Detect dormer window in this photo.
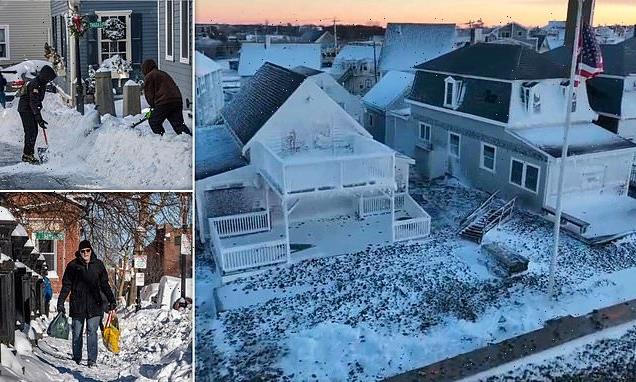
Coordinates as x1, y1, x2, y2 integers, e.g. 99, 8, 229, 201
521, 82, 541, 113
444, 76, 463, 109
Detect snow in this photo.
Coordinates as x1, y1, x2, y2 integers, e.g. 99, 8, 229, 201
238, 43, 322, 77
157, 275, 193, 309
195, 51, 222, 77
0, 252, 11, 263
11, 223, 27, 237
199, 177, 636, 381
0, 205, 15, 221
512, 122, 635, 157
362, 71, 414, 111
0, 93, 192, 190
123, 80, 138, 87
379, 23, 457, 73
1, 60, 53, 82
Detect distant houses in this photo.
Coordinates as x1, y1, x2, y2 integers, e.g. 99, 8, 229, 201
405, 42, 636, 241
197, 62, 431, 275
378, 23, 456, 75
331, 43, 380, 96
195, 51, 224, 126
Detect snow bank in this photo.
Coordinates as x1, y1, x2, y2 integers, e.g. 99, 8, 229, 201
1, 343, 25, 376
141, 282, 161, 302
157, 276, 193, 309
0, 94, 192, 189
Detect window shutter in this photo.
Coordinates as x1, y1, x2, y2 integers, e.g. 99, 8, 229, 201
86, 14, 99, 67
131, 13, 143, 74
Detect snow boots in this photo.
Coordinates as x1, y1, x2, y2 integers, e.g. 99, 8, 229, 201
21, 154, 40, 165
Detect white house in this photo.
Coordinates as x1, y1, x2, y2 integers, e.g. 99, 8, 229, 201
195, 51, 224, 125
331, 43, 381, 96
237, 41, 322, 85
197, 63, 431, 276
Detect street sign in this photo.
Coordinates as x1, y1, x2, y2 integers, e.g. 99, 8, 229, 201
89, 21, 104, 29
180, 235, 192, 256
135, 272, 145, 287
134, 254, 147, 269
35, 231, 65, 241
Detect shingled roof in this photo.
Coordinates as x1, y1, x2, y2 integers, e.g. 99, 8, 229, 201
221, 62, 307, 146
416, 43, 568, 80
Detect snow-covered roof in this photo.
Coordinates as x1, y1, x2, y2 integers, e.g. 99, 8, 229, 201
362, 71, 414, 111
378, 23, 456, 73
238, 43, 322, 77
0, 206, 15, 222
0, 253, 11, 264
334, 45, 380, 64
511, 123, 636, 158
195, 51, 223, 77
1, 60, 52, 82
11, 224, 27, 237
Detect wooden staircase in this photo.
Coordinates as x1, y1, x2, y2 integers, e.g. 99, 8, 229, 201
459, 191, 516, 244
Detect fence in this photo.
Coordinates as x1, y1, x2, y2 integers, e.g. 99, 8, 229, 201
219, 239, 289, 274
394, 194, 432, 242
210, 210, 270, 238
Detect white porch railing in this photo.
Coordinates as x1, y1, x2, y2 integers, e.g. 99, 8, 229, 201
219, 239, 289, 274
394, 194, 431, 242
631, 164, 636, 187
358, 192, 407, 217
210, 210, 270, 238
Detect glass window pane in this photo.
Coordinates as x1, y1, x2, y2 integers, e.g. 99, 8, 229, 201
0, 44, 5, 58
119, 41, 127, 52
511, 160, 524, 185
525, 165, 539, 191
44, 253, 55, 271
0, 29, 5, 42
38, 239, 54, 253
445, 83, 453, 105
483, 145, 495, 170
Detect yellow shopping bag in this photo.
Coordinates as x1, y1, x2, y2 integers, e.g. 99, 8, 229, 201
102, 312, 120, 354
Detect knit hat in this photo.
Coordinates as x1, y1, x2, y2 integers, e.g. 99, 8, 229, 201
79, 240, 92, 251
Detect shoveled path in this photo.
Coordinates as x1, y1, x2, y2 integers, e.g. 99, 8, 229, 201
0, 142, 104, 190
385, 299, 636, 382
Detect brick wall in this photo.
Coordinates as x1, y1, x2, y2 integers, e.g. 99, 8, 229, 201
143, 224, 192, 284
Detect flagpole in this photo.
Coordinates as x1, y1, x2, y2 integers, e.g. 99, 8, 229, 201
547, 0, 585, 299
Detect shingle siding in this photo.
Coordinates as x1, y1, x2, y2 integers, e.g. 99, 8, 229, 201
159, 0, 193, 107
0, 1, 51, 66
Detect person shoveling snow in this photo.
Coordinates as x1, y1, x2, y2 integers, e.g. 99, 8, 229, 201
56, 240, 117, 367
141, 59, 192, 137
17, 65, 56, 164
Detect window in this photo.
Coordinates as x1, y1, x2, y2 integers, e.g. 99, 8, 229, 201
521, 82, 540, 113
37, 238, 56, 277
481, 143, 496, 172
179, 0, 190, 63
165, 0, 174, 60
444, 77, 462, 109
0, 25, 9, 60
502, 31, 511, 38
449, 132, 460, 158
364, 78, 372, 89
196, 77, 207, 96
369, 114, 373, 126
96, 12, 132, 64
419, 123, 431, 142
510, 158, 540, 193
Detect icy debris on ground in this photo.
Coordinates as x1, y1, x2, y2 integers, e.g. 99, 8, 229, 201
0, 94, 192, 189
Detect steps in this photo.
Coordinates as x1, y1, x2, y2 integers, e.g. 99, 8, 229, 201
459, 192, 515, 244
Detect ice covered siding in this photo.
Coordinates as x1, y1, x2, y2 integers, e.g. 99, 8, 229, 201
361, 71, 415, 145
406, 42, 636, 211
237, 43, 322, 86
159, 0, 193, 109
378, 23, 457, 76
195, 51, 224, 125
49, 0, 158, 99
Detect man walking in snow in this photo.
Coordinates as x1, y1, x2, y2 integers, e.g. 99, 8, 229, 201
17, 65, 57, 164
141, 59, 192, 136
0, 72, 7, 108
57, 240, 117, 367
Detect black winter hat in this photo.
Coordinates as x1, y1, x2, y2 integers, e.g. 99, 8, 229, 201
79, 239, 93, 251
39, 65, 57, 83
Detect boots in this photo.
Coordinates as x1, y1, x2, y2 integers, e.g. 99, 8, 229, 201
21, 154, 40, 164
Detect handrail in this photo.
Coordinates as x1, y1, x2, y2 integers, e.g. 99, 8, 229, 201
458, 191, 499, 230
483, 197, 516, 235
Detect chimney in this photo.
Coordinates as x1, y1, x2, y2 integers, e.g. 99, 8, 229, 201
565, 0, 595, 48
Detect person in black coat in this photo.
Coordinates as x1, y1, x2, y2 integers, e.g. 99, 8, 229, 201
57, 240, 116, 367
0, 72, 7, 108
17, 65, 57, 164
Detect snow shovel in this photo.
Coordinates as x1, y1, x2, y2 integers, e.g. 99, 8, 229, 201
130, 108, 153, 129
37, 128, 49, 163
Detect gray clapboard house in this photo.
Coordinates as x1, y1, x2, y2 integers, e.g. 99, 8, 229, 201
0, 1, 51, 66
159, 0, 193, 109
50, 0, 157, 101
405, 42, 636, 241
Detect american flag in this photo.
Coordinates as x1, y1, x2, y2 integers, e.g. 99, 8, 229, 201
575, 24, 604, 86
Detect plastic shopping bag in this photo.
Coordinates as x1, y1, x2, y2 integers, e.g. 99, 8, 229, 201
47, 313, 70, 340
102, 312, 120, 354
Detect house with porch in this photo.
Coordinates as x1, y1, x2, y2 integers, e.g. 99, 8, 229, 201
407, 42, 636, 243
196, 62, 431, 276
331, 43, 381, 96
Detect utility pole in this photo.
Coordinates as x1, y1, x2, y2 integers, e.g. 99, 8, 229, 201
547, 0, 584, 299
333, 17, 340, 50
174, 193, 192, 310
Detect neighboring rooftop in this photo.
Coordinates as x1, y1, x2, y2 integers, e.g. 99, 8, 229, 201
545, 37, 636, 77
195, 125, 247, 180
292, 66, 323, 77
238, 43, 322, 76
417, 43, 568, 80
221, 62, 306, 145
378, 23, 456, 73
195, 51, 223, 77
511, 123, 636, 158
362, 71, 415, 111
299, 29, 330, 43
334, 45, 380, 65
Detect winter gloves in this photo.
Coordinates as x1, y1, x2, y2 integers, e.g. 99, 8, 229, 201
108, 302, 117, 312
35, 114, 48, 129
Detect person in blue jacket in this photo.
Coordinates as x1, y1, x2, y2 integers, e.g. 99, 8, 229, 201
42, 262, 53, 316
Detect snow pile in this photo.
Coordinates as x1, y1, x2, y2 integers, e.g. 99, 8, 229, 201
1, 60, 53, 82
157, 275, 193, 309
97, 54, 131, 76
0, 93, 192, 189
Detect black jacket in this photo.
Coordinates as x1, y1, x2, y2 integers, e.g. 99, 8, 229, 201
57, 249, 116, 319
17, 65, 56, 115
0, 74, 6, 93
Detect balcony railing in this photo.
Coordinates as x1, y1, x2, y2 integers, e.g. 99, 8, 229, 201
394, 194, 431, 242
211, 210, 270, 238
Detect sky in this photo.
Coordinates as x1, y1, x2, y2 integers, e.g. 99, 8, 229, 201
196, 0, 636, 27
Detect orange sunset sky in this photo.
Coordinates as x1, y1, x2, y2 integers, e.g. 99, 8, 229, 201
196, 0, 636, 27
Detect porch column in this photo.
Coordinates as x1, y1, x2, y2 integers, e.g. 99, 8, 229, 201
390, 189, 395, 242
282, 199, 291, 263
